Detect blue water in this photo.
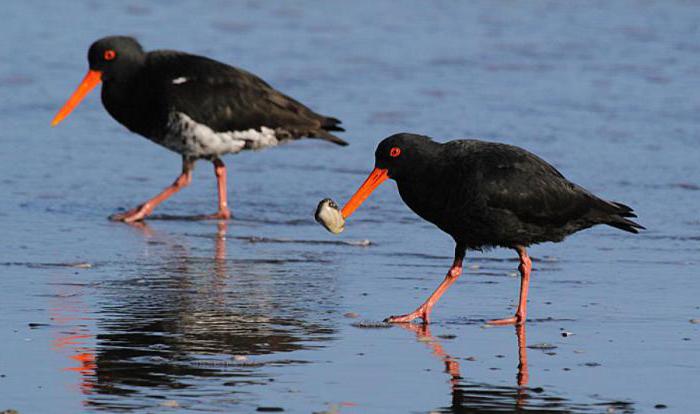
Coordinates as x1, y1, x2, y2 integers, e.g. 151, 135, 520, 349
1, 1, 699, 413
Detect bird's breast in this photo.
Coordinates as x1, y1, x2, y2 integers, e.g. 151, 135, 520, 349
396, 175, 490, 241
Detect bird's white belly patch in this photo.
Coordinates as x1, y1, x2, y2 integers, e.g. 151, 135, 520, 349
163, 112, 279, 157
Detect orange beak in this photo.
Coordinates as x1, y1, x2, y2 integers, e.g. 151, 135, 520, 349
341, 167, 389, 218
51, 70, 102, 127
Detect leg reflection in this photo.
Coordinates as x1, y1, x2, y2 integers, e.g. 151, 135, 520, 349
398, 323, 462, 386
215, 220, 227, 263
396, 323, 530, 411
516, 324, 528, 387
515, 323, 529, 409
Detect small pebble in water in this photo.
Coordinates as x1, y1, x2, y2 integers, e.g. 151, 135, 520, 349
315, 198, 345, 234
654, 404, 668, 409
256, 407, 284, 412
351, 320, 392, 329
160, 400, 180, 408
528, 343, 558, 350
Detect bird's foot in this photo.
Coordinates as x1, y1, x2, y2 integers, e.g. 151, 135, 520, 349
109, 204, 151, 223
487, 314, 525, 326
384, 306, 431, 324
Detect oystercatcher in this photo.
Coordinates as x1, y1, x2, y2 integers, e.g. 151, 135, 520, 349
340, 133, 643, 325
52, 36, 346, 222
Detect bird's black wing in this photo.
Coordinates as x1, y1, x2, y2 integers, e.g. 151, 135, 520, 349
455, 141, 600, 228
145, 51, 346, 144
478, 143, 643, 233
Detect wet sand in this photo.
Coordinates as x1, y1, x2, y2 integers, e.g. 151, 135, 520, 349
1, 1, 699, 413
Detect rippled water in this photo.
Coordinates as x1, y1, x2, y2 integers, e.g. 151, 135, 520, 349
1, 1, 699, 413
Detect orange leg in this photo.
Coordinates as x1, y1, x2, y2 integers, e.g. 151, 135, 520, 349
488, 246, 532, 326
385, 245, 465, 324
204, 158, 232, 220
109, 158, 194, 223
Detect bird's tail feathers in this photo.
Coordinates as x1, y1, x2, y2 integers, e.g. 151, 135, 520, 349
321, 116, 345, 132
597, 199, 645, 233
606, 217, 645, 233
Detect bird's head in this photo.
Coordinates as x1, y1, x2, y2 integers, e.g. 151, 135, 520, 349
87, 36, 145, 80
51, 36, 145, 127
341, 133, 436, 218
374, 133, 435, 180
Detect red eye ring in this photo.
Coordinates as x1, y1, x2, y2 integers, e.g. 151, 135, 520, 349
104, 50, 116, 61
389, 147, 401, 157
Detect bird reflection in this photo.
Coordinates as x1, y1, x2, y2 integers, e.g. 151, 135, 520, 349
400, 323, 630, 413
50, 287, 97, 395
53, 220, 336, 409
398, 323, 551, 413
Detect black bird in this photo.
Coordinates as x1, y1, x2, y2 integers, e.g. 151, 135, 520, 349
52, 36, 346, 222
339, 133, 643, 325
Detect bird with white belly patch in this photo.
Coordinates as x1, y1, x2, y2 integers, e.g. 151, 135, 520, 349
52, 36, 347, 222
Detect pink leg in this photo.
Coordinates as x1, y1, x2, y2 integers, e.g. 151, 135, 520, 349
385, 246, 465, 324
488, 246, 532, 326
203, 158, 231, 220
110, 158, 194, 223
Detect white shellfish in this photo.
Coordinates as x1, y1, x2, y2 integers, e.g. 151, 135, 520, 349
315, 198, 345, 234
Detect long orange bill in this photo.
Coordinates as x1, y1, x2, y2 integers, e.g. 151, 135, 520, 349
341, 167, 389, 218
51, 70, 102, 127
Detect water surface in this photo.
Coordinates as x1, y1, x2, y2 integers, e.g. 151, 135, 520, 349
1, 1, 699, 413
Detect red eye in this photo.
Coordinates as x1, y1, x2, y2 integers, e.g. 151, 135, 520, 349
390, 147, 401, 157
104, 50, 116, 61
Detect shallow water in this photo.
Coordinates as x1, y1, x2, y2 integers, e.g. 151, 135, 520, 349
1, 1, 699, 413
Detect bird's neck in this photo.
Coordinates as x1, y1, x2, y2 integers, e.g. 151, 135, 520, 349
101, 68, 154, 136
395, 151, 450, 224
